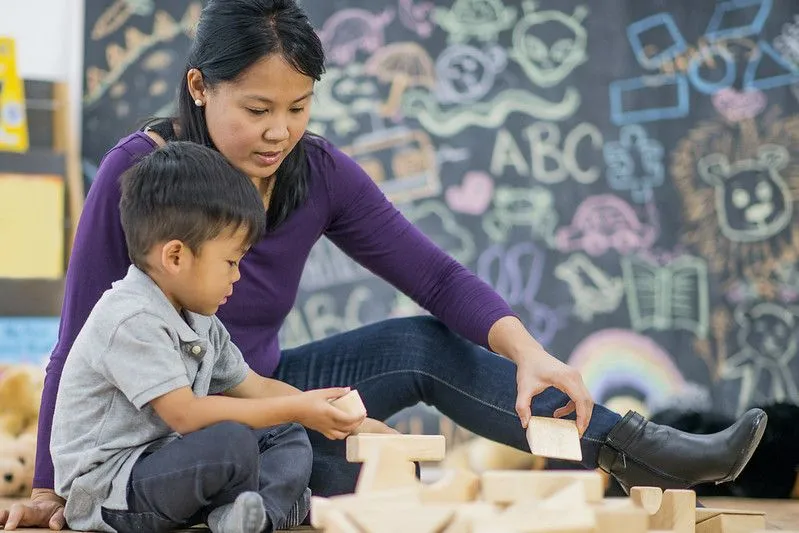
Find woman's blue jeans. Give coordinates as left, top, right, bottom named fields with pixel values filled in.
left=274, top=316, right=622, bottom=497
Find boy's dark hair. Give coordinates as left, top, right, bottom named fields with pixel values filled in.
left=120, top=141, right=266, bottom=270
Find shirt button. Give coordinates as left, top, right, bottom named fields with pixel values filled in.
left=191, top=345, right=202, bottom=355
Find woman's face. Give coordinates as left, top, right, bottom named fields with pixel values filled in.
left=190, top=54, right=315, bottom=180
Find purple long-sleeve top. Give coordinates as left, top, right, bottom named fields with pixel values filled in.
left=34, top=131, right=515, bottom=488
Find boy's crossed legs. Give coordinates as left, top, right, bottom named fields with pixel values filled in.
left=100, top=421, right=313, bottom=533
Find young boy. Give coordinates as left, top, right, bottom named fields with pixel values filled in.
left=50, top=142, right=367, bottom=533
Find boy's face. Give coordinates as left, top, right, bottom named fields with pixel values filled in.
left=172, top=225, right=250, bottom=316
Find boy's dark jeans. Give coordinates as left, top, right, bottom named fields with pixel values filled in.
left=101, top=422, right=312, bottom=533
left=274, top=316, right=622, bottom=497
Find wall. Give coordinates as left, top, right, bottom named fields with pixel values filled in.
left=79, top=0, right=799, bottom=420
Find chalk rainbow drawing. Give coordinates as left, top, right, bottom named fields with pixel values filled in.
left=568, top=329, right=686, bottom=416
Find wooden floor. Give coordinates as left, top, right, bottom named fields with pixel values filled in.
left=2, top=497, right=797, bottom=531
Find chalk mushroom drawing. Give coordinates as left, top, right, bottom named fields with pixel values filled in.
left=364, top=42, right=436, bottom=118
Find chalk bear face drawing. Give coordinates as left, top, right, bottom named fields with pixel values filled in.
left=735, top=302, right=798, bottom=363
left=698, top=144, right=792, bottom=242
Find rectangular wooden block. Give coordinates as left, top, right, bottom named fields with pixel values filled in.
left=346, top=434, right=446, bottom=462
left=696, top=513, right=767, bottom=533
left=481, top=471, right=604, bottom=504
left=526, top=416, right=582, bottom=462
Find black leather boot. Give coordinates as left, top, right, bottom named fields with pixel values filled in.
left=598, top=408, right=768, bottom=494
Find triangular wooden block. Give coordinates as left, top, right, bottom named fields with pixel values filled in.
left=526, top=417, right=582, bottom=461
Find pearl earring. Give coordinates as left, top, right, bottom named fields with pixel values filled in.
left=194, top=98, right=203, bottom=107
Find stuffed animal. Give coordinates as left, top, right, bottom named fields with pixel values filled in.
left=0, top=432, right=36, bottom=497
left=0, top=364, right=45, bottom=437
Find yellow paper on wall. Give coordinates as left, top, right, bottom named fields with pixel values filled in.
left=0, top=37, right=29, bottom=153
left=0, top=174, right=64, bottom=278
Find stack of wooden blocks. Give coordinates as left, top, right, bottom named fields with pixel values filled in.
left=315, top=390, right=781, bottom=533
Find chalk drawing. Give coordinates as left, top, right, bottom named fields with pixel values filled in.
left=398, top=0, right=435, bottom=38
left=743, top=40, right=799, bottom=91
left=704, top=0, right=772, bottom=42
left=91, top=0, right=155, bottom=41
left=405, top=200, right=477, bottom=264
left=308, top=63, right=378, bottom=137
left=482, top=186, right=558, bottom=245
left=555, top=195, right=658, bottom=256
left=445, top=171, right=494, bottom=215
left=435, top=44, right=506, bottom=104
left=604, top=125, right=665, bottom=203
left=364, top=42, right=436, bottom=117
left=554, top=253, right=624, bottom=322
left=711, top=88, right=767, bottom=123
left=622, top=254, right=710, bottom=338
left=774, top=15, right=799, bottom=67
left=510, top=4, right=588, bottom=87
left=317, top=8, right=394, bottom=66
left=401, top=88, right=581, bottom=137
left=721, top=302, right=799, bottom=415
left=434, top=0, right=516, bottom=44
left=609, top=74, right=690, bottom=126
left=0, top=317, right=59, bottom=364
left=476, top=242, right=564, bottom=347
left=626, top=12, right=688, bottom=70
left=342, top=127, right=441, bottom=205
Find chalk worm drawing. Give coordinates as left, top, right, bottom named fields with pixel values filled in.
left=604, top=125, right=665, bottom=203
left=510, top=3, right=588, bottom=87
left=476, top=242, right=564, bottom=347
left=435, top=44, right=506, bottom=105
left=398, top=0, right=434, bottom=38
left=401, top=88, right=580, bottom=137
left=672, top=113, right=799, bottom=297
left=317, top=8, right=394, bottom=66
left=434, top=0, right=516, bottom=44
left=482, top=186, right=558, bottom=245
left=555, top=254, right=624, bottom=322
left=406, top=200, right=477, bottom=265
left=343, top=127, right=440, bottom=205
left=490, top=124, right=602, bottom=184
left=84, top=3, right=201, bottom=106
left=721, top=302, right=799, bottom=415
left=92, top=0, right=154, bottom=40
left=622, top=254, right=710, bottom=339
left=445, top=171, right=494, bottom=215
left=365, top=42, right=435, bottom=118
left=555, top=195, right=658, bottom=256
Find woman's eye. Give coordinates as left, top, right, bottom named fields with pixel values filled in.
left=290, top=107, right=305, bottom=114
left=247, top=108, right=267, bottom=115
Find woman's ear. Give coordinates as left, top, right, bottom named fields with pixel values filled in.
left=187, top=68, right=207, bottom=104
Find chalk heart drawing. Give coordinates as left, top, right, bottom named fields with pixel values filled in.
left=555, top=194, right=658, bottom=256
left=712, top=88, right=767, bottom=123
left=445, top=171, right=494, bottom=215
left=567, top=328, right=686, bottom=417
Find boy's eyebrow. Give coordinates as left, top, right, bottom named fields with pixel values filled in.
left=245, top=91, right=314, bottom=105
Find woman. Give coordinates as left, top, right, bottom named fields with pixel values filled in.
left=1, top=0, right=766, bottom=529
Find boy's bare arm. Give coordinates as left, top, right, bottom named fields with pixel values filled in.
left=223, top=369, right=302, bottom=399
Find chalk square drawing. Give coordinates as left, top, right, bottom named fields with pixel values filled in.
left=609, top=74, right=689, bottom=126
left=0, top=317, right=59, bottom=363
left=743, top=40, right=799, bottom=91
left=626, top=13, right=687, bottom=70
left=704, top=0, right=772, bottom=42
left=526, top=416, right=582, bottom=462
left=621, top=255, right=710, bottom=339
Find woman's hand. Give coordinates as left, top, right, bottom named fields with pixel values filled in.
left=293, top=388, right=366, bottom=439
left=0, top=488, right=66, bottom=530
left=515, top=351, right=594, bottom=436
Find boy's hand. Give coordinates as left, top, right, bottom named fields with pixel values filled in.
left=0, top=488, right=66, bottom=530
left=353, top=417, right=400, bottom=435
left=295, top=388, right=366, bottom=439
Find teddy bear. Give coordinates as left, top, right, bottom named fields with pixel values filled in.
left=0, top=432, right=36, bottom=497
left=0, top=364, right=45, bottom=437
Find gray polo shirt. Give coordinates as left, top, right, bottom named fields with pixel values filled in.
left=51, top=265, right=250, bottom=532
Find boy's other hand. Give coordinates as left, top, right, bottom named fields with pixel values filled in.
left=295, top=387, right=366, bottom=439
left=0, top=488, right=66, bottom=530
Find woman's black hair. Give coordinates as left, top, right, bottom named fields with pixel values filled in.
left=176, top=0, right=327, bottom=231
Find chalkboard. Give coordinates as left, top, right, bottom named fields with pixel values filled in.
left=81, top=0, right=799, bottom=419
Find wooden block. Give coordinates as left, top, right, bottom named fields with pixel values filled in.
left=310, top=496, right=332, bottom=529
left=539, top=481, right=589, bottom=509
left=481, top=470, right=604, bottom=504
left=526, top=416, right=582, bottom=462
left=346, top=502, right=455, bottom=533
left=331, top=389, right=367, bottom=418
left=324, top=509, right=361, bottom=533
left=499, top=505, right=596, bottom=532
left=630, top=486, right=663, bottom=515
left=695, top=507, right=766, bottom=523
left=695, top=514, right=766, bottom=533
left=441, top=502, right=500, bottom=533
left=421, top=468, right=480, bottom=503
left=355, top=442, right=419, bottom=494
left=595, top=506, right=649, bottom=533
left=346, top=434, right=446, bottom=462
left=649, top=490, right=696, bottom=533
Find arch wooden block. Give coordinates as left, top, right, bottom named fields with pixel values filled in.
left=421, top=468, right=480, bottom=503
left=629, top=487, right=696, bottom=533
